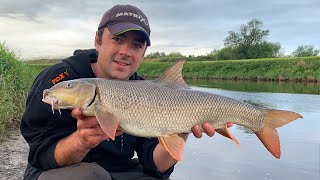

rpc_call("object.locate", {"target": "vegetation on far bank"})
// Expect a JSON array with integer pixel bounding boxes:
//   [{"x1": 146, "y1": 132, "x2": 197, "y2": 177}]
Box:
[{"x1": 139, "y1": 56, "x2": 320, "y2": 82}]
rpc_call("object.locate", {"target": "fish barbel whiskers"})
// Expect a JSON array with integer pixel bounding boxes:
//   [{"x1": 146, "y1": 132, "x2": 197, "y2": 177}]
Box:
[
  {"x1": 42, "y1": 61, "x2": 303, "y2": 161},
  {"x1": 42, "y1": 96, "x2": 61, "y2": 115}
]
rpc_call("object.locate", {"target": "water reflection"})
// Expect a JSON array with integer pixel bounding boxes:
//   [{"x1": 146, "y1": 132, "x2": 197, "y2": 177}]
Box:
[{"x1": 171, "y1": 81, "x2": 320, "y2": 180}]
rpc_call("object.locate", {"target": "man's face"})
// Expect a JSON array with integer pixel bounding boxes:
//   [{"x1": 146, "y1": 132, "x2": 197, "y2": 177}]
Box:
[{"x1": 94, "y1": 28, "x2": 147, "y2": 80}]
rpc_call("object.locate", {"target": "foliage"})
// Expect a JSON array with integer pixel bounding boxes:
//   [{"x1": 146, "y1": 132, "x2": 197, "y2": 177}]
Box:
[
  {"x1": 0, "y1": 43, "x2": 41, "y2": 139},
  {"x1": 223, "y1": 18, "x2": 281, "y2": 59},
  {"x1": 291, "y1": 45, "x2": 319, "y2": 57},
  {"x1": 145, "y1": 51, "x2": 166, "y2": 58},
  {"x1": 139, "y1": 56, "x2": 320, "y2": 82}
]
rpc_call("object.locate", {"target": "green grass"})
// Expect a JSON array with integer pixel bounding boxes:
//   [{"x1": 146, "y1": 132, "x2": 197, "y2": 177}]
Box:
[
  {"x1": 139, "y1": 56, "x2": 320, "y2": 82},
  {"x1": 0, "y1": 43, "x2": 43, "y2": 140}
]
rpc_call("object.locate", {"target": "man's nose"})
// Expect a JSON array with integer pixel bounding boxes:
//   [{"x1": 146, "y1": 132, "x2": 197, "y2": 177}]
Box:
[{"x1": 119, "y1": 43, "x2": 132, "y2": 57}]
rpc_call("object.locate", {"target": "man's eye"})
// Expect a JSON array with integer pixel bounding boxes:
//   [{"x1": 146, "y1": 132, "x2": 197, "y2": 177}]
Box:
[
  {"x1": 112, "y1": 37, "x2": 122, "y2": 42},
  {"x1": 134, "y1": 43, "x2": 143, "y2": 49}
]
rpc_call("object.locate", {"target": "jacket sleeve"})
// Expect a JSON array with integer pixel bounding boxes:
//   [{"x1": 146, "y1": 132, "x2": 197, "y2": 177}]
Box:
[
  {"x1": 135, "y1": 137, "x2": 174, "y2": 179},
  {"x1": 20, "y1": 64, "x2": 78, "y2": 170}
]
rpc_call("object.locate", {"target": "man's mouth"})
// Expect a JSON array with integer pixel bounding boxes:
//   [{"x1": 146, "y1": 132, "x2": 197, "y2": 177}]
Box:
[{"x1": 114, "y1": 60, "x2": 130, "y2": 66}]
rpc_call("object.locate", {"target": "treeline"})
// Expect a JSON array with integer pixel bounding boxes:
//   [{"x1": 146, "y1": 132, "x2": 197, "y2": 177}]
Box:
[{"x1": 145, "y1": 19, "x2": 319, "y2": 61}]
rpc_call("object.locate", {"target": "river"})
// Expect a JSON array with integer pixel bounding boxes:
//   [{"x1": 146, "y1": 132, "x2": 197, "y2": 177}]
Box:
[{"x1": 171, "y1": 80, "x2": 320, "y2": 180}]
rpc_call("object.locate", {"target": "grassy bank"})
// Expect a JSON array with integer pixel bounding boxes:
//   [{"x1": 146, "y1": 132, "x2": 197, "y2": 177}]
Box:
[
  {"x1": 0, "y1": 43, "x2": 43, "y2": 140},
  {"x1": 138, "y1": 56, "x2": 320, "y2": 82}
]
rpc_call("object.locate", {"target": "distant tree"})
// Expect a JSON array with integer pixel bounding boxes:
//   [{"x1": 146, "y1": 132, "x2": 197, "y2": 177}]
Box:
[
  {"x1": 145, "y1": 51, "x2": 166, "y2": 58},
  {"x1": 167, "y1": 52, "x2": 184, "y2": 58},
  {"x1": 224, "y1": 18, "x2": 281, "y2": 59},
  {"x1": 215, "y1": 47, "x2": 239, "y2": 60},
  {"x1": 291, "y1": 45, "x2": 319, "y2": 57}
]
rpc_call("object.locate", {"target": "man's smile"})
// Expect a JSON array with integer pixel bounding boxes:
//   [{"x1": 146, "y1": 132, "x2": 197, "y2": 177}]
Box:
[{"x1": 113, "y1": 60, "x2": 130, "y2": 66}]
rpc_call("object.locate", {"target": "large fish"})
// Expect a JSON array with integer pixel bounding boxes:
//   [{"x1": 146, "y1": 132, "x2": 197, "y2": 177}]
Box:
[{"x1": 42, "y1": 61, "x2": 302, "y2": 160}]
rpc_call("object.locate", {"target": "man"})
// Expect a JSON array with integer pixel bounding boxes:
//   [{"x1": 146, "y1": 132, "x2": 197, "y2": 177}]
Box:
[{"x1": 21, "y1": 4, "x2": 229, "y2": 180}]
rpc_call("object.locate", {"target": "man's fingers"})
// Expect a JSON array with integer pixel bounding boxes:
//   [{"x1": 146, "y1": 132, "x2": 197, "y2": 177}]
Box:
[
  {"x1": 71, "y1": 108, "x2": 82, "y2": 119},
  {"x1": 191, "y1": 125, "x2": 202, "y2": 138},
  {"x1": 202, "y1": 123, "x2": 215, "y2": 137},
  {"x1": 227, "y1": 122, "x2": 233, "y2": 128}
]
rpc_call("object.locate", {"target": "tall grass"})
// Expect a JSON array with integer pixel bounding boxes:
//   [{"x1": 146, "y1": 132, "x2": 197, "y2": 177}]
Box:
[{"x1": 0, "y1": 43, "x2": 41, "y2": 139}]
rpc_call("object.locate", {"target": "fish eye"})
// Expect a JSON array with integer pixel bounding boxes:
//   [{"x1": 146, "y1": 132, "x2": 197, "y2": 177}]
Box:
[{"x1": 66, "y1": 83, "x2": 72, "y2": 88}]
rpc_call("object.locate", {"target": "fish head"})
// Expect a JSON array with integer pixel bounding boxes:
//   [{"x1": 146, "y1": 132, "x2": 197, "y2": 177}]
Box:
[{"x1": 42, "y1": 79, "x2": 96, "y2": 110}]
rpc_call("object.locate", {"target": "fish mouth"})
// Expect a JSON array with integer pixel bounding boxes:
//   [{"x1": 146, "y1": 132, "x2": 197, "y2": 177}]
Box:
[{"x1": 42, "y1": 90, "x2": 60, "y2": 114}]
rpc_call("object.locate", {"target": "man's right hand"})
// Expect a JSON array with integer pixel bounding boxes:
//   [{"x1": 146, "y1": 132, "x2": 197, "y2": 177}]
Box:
[
  {"x1": 71, "y1": 108, "x2": 123, "y2": 149},
  {"x1": 54, "y1": 108, "x2": 122, "y2": 166}
]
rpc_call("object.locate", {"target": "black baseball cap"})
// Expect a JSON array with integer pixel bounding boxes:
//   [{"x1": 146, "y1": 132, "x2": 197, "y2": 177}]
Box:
[{"x1": 98, "y1": 4, "x2": 151, "y2": 46}]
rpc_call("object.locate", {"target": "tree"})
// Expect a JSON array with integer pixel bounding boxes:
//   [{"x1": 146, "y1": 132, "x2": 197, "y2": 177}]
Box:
[
  {"x1": 291, "y1": 45, "x2": 319, "y2": 57},
  {"x1": 224, "y1": 18, "x2": 281, "y2": 59},
  {"x1": 145, "y1": 52, "x2": 166, "y2": 58}
]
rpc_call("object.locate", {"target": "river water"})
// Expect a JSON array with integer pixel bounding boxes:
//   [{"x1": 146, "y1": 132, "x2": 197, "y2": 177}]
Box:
[{"x1": 171, "y1": 80, "x2": 320, "y2": 180}]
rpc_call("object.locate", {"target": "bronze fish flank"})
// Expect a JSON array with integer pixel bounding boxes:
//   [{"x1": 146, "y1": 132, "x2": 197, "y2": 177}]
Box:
[{"x1": 42, "y1": 61, "x2": 303, "y2": 160}]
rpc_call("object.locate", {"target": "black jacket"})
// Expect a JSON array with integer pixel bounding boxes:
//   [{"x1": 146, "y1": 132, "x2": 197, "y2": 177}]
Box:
[{"x1": 20, "y1": 49, "x2": 174, "y2": 180}]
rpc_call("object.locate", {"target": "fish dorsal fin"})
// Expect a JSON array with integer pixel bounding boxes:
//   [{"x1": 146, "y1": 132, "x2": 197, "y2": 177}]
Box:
[{"x1": 156, "y1": 60, "x2": 190, "y2": 89}]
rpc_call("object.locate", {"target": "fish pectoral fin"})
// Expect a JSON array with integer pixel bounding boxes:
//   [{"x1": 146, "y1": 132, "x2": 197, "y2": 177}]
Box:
[
  {"x1": 94, "y1": 107, "x2": 119, "y2": 141},
  {"x1": 158, "y1": 134, "x2": 185, "y2": 161},
  {"x1": 216, "y1": 124, "x2": 239, "y2": 144}
]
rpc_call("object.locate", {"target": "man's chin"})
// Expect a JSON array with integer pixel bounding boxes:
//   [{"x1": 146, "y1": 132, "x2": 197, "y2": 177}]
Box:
[{"x1": 110, "y1": 72, "x2": 131, "y2": 80}]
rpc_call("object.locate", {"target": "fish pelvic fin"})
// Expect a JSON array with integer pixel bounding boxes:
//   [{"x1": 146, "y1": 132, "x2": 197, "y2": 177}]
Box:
[
  {"x1": 216, "y1": 124, "x2": 240, "y2": 144},
  {"x1": 94, "y1": 107, "x2": 119, "y2": 141},
  {"x1": 255, "y1": 109, "x2": 303, "y2": 159},
  {"x1": 158, "y1": 134, "x2": 185, "y2": 161},
  {"x1": 155, "y1": 60, "x2": 190, "y2": 89}
]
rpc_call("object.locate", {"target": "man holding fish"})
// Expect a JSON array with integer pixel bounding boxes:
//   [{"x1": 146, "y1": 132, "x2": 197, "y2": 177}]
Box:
[{"x1": 20, "y1": 4, "x2": 227, "y2": 180}]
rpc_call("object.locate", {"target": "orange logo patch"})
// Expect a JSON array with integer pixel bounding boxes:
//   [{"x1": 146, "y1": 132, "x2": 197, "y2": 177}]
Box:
[{"x1": 52, "y1": 70, "x2": 70, "y2": 85}]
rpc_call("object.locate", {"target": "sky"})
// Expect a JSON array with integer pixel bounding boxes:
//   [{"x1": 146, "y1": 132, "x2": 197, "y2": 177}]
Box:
[{"x1": 0, "y1": 0, "x2": 319, "y2": 60}]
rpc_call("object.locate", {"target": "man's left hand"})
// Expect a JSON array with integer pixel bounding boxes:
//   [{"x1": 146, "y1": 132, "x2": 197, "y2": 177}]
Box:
[{"x1": 191, "y1": 122, "x2": 233, "y2": 138}]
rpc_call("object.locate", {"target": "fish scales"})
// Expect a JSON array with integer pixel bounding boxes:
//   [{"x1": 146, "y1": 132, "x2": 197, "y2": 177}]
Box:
[{"x1": 95, "y1": 79, "x2": 265, "y2": 137}]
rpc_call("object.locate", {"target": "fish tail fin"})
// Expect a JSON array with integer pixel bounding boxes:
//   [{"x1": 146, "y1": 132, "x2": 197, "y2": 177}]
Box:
[{"x1": 254, "y1": 109, "x2": 303, "y2": 159}]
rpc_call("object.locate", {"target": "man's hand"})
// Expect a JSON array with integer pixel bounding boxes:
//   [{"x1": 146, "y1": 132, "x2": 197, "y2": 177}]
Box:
[
  {"x1": 71, "y1": 108, "x2": 123, "y2": 150},
  {"x1": 191, "y1": 122, "x2": 233, "y2": 138}
]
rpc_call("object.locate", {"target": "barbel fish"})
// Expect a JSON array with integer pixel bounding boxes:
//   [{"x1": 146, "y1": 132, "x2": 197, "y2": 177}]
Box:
[{"x1": 42, "y1": 61, "x2": 302, "y2": 160}]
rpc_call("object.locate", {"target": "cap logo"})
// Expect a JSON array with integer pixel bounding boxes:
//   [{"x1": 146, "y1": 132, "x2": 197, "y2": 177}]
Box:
[{"x1": 115, "y1": 12, "x2": 149, "y2": 26}]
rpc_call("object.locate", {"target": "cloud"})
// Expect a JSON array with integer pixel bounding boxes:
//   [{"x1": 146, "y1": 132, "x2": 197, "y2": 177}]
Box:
[{"x1": 0, "y1": 0, "x2": 319, "y2": 59}]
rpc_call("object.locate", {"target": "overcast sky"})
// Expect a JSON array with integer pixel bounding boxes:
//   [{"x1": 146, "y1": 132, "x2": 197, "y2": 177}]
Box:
[{"x1": 0, "y1": 0, "x2": 319, "y2": 60}]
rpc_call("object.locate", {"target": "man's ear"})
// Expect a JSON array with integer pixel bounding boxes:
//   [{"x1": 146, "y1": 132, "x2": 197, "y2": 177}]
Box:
[
  {"x1": 94, "y1": 31, "x2": 100, "y2": 51},
  {"x1": 143, "y1": 47, "x2": 147, "y2": 57}
]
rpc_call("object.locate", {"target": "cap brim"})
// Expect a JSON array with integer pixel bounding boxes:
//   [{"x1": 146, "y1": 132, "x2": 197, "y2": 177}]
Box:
[{"x1": 106, "y1": 23, "x2": 151, "y2": 46}]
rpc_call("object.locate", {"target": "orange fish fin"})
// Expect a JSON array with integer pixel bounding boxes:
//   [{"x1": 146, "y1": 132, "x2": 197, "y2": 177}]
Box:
[
  {"x1": 158, "y1": 134, "x2": 185, "y2": 161},
  {"x1": 94, "y1": 107, "x2": 119, "y2": 140},
  {"x1": 216, "y1": 124, "x2": 240, "y2": 144},
  {"x1": 155, "y1": 60, "x2": 190, "y2": 89},
  {"x1": 255, "y1": 109, "x2": 303, "y2": 159}
]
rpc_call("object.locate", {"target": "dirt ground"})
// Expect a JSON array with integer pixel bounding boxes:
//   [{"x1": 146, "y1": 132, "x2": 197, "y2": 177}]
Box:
[{"x1": 0, "y1": 129, "x2": 28, "y2": 180}]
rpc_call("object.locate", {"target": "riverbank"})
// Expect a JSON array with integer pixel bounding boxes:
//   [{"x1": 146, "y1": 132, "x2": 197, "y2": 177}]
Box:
[
  {"x1": 138, "y1": 56, "x2": 320, "y2": 82},
  {"x1": 28, "y1": 56, "x2": 320, "y2": 82},
  {"x1": 0, "y1": 129, "x2": 28, "y2": 180}
]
